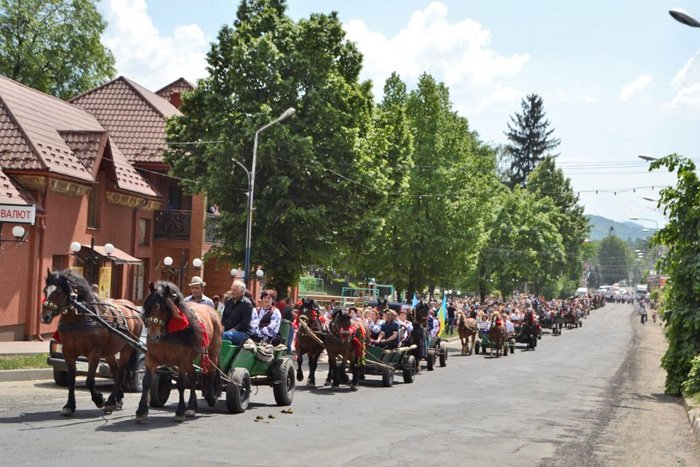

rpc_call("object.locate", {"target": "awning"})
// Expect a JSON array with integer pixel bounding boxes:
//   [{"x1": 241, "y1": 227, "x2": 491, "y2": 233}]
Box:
[{"x1": 76, "y1": 245, "x2": 142, "y2": 265}]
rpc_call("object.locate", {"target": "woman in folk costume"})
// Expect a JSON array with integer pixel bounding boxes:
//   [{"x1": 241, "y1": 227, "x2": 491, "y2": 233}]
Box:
[{"x1": 250, "y1": 291, "x2": 283, "y2": 345}]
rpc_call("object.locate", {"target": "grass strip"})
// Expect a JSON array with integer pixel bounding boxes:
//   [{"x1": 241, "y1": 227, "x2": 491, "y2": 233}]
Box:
[{"x1": 0, "y1": 353, "x2": 50, "y2": 370}]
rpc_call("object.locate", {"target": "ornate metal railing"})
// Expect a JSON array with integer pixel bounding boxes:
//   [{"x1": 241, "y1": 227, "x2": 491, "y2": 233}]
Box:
[
  {"x1": 205, "y1": 213, "x2": 222, "y2": 245},
  {"x1": 154, "y1": 210, "x2": 191, "y2": 241}
]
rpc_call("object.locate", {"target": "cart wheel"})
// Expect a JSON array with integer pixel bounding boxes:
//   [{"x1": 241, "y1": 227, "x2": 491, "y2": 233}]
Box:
[
  {"x1": 273, "y1": 359, "x2": 295, "y2": 406},
  {"x1": 149, "y1": 370, "x2": 172, "y2": 408},
  {"x1": 381, "y1": 367, "x2": 394, "y2": 387},
  {"x1": 226, "y1": 368, "x2": 251, "y2": 414},
  {"x1": 439, "y1": 341, "x2": 448, "y2": 367},
  {"x1": 403, "y1": 355, "x2": 416, "y2": 384},
  {"x1": 427, "y1": 350, "x2": 435, "y2": 371}
]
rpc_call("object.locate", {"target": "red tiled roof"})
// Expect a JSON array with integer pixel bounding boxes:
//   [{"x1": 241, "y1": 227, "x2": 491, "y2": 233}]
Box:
[
  {"x1": 0, "y1": 76, "x2": 97, "y2": 182},
  {"x1": 106, "y1": 137, "x2": 158, "y2": 197},
  {"x1": 156, "y1": 77, "x2": 195, "y2": 100},
  {"x1": 70, "y1": 76, "x2": 182, "y2": 164},
  {"x1": 59, "y1": 131, "x2": 106, "y2": 175},
  {"x1": 0, "y1": 165, "x2": 30, "y2": 205}
]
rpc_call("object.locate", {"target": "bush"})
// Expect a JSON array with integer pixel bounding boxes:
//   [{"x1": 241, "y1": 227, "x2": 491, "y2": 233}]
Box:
[{"x1": 682, "y1": 354, "x2": 700, "y2": 395}]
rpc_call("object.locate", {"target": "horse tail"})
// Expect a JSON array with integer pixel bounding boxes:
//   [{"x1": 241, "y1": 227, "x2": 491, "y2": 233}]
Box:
[{"x1": 122, "y1": 346, "x2": 141, "y2": 388}]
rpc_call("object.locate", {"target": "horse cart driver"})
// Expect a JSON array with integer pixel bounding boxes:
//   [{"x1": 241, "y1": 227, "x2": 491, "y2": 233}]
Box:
[{"x1": 372, "y1": 309, "x2": 400, "y2": 349}]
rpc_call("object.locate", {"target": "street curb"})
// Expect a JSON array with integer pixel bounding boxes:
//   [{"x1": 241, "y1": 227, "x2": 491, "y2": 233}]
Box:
[
  {"x1": 0, "y1": 369, "x2": 52, "y2": 383},
  {"x1": 683, "y1": 397, "x2": 700, "y2": 445}
]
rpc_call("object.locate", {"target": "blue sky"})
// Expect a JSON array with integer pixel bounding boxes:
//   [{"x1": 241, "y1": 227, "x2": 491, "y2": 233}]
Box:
[{"x1": 98, "y1": 0, "x2": 700, "y2": 228}]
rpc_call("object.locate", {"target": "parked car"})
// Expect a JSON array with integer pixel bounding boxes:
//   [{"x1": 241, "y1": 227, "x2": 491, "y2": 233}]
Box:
[{"x1": 47, "y1": 327, "x2": 146, "y2": 392}]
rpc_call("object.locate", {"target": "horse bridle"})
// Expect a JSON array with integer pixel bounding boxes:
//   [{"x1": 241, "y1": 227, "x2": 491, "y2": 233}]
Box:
[{"x1": 42, "y1": 285, "x2": 78, "y2": 321}]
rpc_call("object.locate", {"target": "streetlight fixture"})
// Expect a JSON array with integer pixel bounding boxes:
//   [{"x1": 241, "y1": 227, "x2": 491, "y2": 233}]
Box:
[
  {"x1": 642, "y1": 196, "x2": 659, "y2": 203},
  {"x1": 239, "y1": 107, "x2": 295, "y2": 287},
  {"x1": 159, "y1": 251, "x2": 202, "y2": 289},
  {"x1": 0, "y1": 224, "x2": 27, "y2": 247},
  {"x1": 70, "y1": 236, "x2": 109, "y2": 284},
  {"x1": 670, "y1": 8, "x2": 700, "y2": 28},
  {"x1": 629, "y1": 216, "x2": 659, "y2": 231},
  {"x1": 638, "y1": 154, "x2": 658, "y2": 162}
]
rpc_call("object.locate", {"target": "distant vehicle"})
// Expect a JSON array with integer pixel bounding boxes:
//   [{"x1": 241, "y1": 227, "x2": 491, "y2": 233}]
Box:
[
  {"x1": 635, "y1": 284, "x2": 648, "y2": 298},
  {"x1": 575, "y1": 287, "x2": 589, "y2": 297}
]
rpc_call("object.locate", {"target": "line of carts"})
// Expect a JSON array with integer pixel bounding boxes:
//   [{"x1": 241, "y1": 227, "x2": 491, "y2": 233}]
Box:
[{"x1": 147, "y1": 320, "x2": 450, "y2": 414}]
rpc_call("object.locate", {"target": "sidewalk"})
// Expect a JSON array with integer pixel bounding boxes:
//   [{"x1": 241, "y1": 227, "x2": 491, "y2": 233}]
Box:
[{"x1": 0, "y1": 339, "x2": 52, "y2": 383}]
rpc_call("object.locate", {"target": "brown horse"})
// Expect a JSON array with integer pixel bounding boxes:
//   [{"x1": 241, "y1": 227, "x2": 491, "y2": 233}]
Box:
[
  {"x1": 324, "y1": 308, "x2": 368, "y2": 391},
  {"x1": 294, "y1": 299, "x2": 325, "y2": 387},
  {"x1": 42, "y1": 270, "x2": 143, "y2": 416},
  {"x1": 135, "y1": 281, "x2": 222, "y2": 423},
  {"x1": 456, "y1": 311, "x2": 478, "y2": 356},
  {"x1": 488, "y1": 312, "x2": 507, "y2": 358}
]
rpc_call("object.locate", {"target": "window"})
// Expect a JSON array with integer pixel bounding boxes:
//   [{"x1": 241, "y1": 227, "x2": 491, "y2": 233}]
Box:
[
  {"x1": 87, "y1": 184, "x2": 99, "y2": 228},
  {"x1": 52, "y1": 255, "x2": 68, "y2": 271},
  {"x1": 132, "y1": 260, "x2": 147, "y2": 301},
  {"x1": 167, "y1": 187, "x2": 182, "y2": 210},
  {"x1": 139, "y1": 219, "x2": 151, "y2": 246}
]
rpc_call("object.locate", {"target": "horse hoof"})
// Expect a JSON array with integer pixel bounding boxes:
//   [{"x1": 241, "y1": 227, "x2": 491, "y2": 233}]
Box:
[
  {"x1": 94, "y1": 398, "x2": 104, "y2": 409},
  {"x1": 296, "y1": 372, "x2": 304, "y2": 382},
  {"x1": 331, "y1": 383, "x2": 339, "y2": 388},
  {"x1": 115, "y1": 400, "x2": 123, "y2": 410},
  {"x1": 206, "y1": 397, "x2": 217, "y2": 408},
  {"x1": 103, "y1": 404, "x2": 114, "y2": 415},
  {"x1": 185, "y1": 409, "x2": 196, "y2": 418},
  {"x1": 174, "y1": 414, "x2": 185, "y2": 423},
  {"x1": 324, "y1": 380, "x2": 331, "y2": 387},
  {"x1": 135, "y1": 413, "x2": 148, "y2": 424},
  {"x1": 306, "y1": 381, "x2": 315, "y2": 388},
  {"x1": 61, "y1": 407, "x2": 74, "y2": 417},
  {"x1": 350, "y1": 385, "x2": 359, "y2": 392}
]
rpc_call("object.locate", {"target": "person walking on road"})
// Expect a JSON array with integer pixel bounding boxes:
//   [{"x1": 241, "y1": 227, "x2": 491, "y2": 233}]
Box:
[{"x1": 640, "y1": 304, "x2": 648, "y2": 325}]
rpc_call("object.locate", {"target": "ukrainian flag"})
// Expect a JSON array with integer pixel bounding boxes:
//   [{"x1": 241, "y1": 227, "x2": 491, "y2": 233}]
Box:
[{"x1": 438, "y1": 294, "x2": 447, "y2": 334}]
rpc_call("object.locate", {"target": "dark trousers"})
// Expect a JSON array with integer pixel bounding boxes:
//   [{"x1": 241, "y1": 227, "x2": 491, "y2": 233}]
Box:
[{"x1": 447, "y1": 317, "x2": 455, "y2": 334}]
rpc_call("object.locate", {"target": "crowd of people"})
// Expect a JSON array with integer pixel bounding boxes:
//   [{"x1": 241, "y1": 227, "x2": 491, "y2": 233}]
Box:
[{"x1": 179, "y1": 274, "x2": 610, "y2": 354}]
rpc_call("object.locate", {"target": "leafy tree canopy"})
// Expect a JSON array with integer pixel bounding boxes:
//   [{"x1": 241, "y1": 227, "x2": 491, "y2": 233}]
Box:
[{"x1": 0, "y1": 0, "x2": 115, "y2": 99}]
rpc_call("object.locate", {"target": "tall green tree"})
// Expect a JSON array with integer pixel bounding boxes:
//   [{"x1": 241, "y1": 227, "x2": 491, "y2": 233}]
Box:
[
  {"x1": 0, "y1": 0, "x2": 115, "y2": 99},
  {"x1": 504, "y1": 93, "x2": 560, "y2": 188},
  {"x1": 597, "y1": 228, "x2": 631, "y2": 284},
  {"x1": 166, "y1": 0, "x2": 384, "y2": 292},
  {"x1": 527, "y1": 155, "x2": 590, "y2": 290},
  {"x1": 648, "y1": 154, "x2": 700, "y2": 395},
  {"x1": 481, "y1": 188, "x2": 565, "y2": 297}
]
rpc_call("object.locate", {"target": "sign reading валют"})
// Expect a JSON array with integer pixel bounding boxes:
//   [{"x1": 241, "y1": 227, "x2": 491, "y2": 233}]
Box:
[{"x1": 0, "y1": 204, "x2": 36, "y2": 225}]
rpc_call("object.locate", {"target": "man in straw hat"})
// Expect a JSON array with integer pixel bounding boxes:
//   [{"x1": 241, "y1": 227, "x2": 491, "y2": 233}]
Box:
[{"x1": 184, "y1": 276, "x2": 215, "y2": 308}]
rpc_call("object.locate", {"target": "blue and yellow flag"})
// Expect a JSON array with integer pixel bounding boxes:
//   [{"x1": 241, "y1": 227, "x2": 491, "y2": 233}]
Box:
[{"x1": 438, "y1": 294, "x2": 447, "y2": 334}]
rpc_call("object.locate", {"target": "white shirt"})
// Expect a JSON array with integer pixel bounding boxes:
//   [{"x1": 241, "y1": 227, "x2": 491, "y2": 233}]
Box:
[{"x1": 250, "y1": 306, "x2": 282, "y2": 338}]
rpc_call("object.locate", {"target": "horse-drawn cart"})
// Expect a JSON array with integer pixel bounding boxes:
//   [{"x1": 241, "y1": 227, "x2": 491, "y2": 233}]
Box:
[
  {"x1": 364, "y1": 344, "x2": 417, "y2": 386},
  {"x1": 427, "y1": 337, "x2": 449, "y2": 369},
  {"x1": 149, "y1": 320, "x2": 295, "y2": 414},
  {"x1": 475, "y1": 328, "x2": 513, "y2": 356}
]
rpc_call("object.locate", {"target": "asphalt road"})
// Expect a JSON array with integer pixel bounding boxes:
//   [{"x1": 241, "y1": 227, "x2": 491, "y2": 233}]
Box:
[{"x1": 0, "y1": 302, "x2": 697, "y2": 466}]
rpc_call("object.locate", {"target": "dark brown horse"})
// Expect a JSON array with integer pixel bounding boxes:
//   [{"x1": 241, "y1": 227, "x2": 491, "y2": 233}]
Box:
[
  {"x1": 324, "y1": 308, "x2": 368, "y2": 391},
  {"x1": 135, "y1": 281, "x2": 222, "y2": 423},
  {"x1": 456, "y1": 311, "x2": 478, "y2": 356},
  {"x1": 294, "y1": 299, "x2": 325, "y2": 387},
  {"x1": 488, "y1": 312, "x2": 507, "y2": 358},
  {"x1": 42, "y1": 270, "x2": 143, "y2": 416}
]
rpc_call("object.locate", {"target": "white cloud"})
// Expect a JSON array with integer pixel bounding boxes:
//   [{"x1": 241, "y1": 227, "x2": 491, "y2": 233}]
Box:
[
  {"x1": 101, "y1": 0, "x2": 209, "y2": 91},
  {"x1": 618, "y1": 75, "x2": 652, "y2": 102},
  {"x1": 344, "y1": 1, "x2": 529, "y2": 113},
  {"x1": 670, "y1": 51, "x2": 700, "y2": 110}
]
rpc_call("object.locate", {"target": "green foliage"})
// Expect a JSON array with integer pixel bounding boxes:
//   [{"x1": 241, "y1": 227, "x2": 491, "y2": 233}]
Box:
[
  {"x1": 682, "y1": 354, "x2": 700, "y2": 395},
  {"x1": 527, "y1": 155, "x2": 590, "y2": 284},
  {"x1": 0, "y1": 0, "x2": 115, "y2": 99},
  {"x1": 167, "y1": 0, "x2": 384, "y2": 291},
  {"x1": 649, "y1": 154, "x2": 700, "y2": 395},
  {"x1": 481, "y1": 188, "x2": 565, "y2": 297},
  {"x1": 504, "y1": 94, "x2": 560, "y2": 189},
  {"x1": 597, "y1": 228, "x2": 631, "y2": 284}
]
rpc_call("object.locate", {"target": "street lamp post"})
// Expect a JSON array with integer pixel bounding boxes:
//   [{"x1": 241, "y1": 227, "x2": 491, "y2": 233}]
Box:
[
  {"x1": 239, "y1": 107, "x2": 295, "y2": 287},
  {"x1": 161, "y1": 250, "x2": 202, "y2": 290},
  {"x1": 629, "y1": 216, "x2": 659, "y2": 231},
  {"x1": 70, "y1": 236, "x2": 113, "y2": 284}
]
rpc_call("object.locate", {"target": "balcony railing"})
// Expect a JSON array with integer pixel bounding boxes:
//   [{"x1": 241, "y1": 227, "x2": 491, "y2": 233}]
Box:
[
  {"x1": 205, "y1": 213, "x2": 222, "y2": 245},
  {"x1": 154, "y1": 210, "x2": 191, "y2": 241}
]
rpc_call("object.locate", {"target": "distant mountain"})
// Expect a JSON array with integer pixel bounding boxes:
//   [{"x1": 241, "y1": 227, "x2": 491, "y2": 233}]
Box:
[{"x1": 586, "y1": 215, "x2": 653, "y2": 241}]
